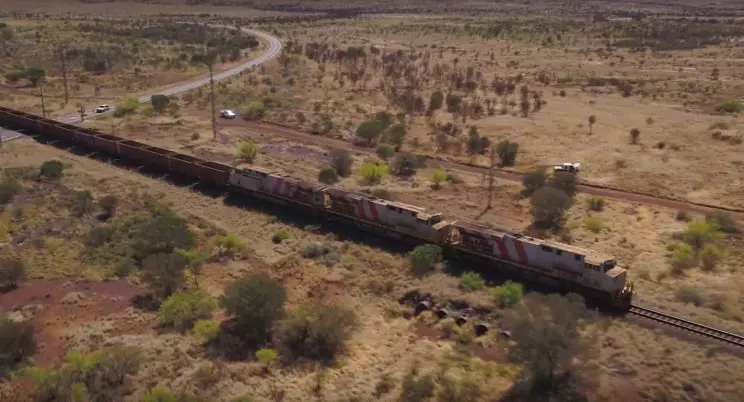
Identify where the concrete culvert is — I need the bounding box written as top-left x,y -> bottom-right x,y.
436,308 -> 450,319
415,300 -> 432,315
455,315 -> 469,326
475,322 -> 490,336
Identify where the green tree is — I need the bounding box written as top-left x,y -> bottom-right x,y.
329,149 -> 353,177
133,207 -> 196,261
386,123 -> 407,149
521,169 -> 547,195
241,101 -> 265,121
430,169 -> 447,189
492,281 -> 524,308
530,187 -> 572,228
408,244 -> 443,276
0,315 -> 36,373
220,273 -> 286,343
277,305 -> 357,364
141,253 -> 188,298
359,162 -> 388,185
683,220 -> 724,253
150,94 -> 170,113
318,166 -> 339,184
192,319 -> 219,342
669,242 -> 696,273
700,244 -> 724,271
356,119 -> 386,145
72,190 -> 94,217
496,140 -> 519,166
158,290 -> 217,331
255,348 -> 278,367
391,153 -> 421,176
23,67 -> 45,86
237,140 -> 260,163
549,171 -> 579,197
429,91 -> 444,110
629,128 -> 640,144
504,294 -> 599,399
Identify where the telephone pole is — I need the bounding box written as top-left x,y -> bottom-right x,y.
486,145 -> 496,210
40,85 -> 47,118
58,47 -> 69,105
208,62 -> 217,141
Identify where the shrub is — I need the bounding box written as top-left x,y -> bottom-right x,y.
241,101 -> 265,121
271,229 -> 289,244
495,140 -> 519,166
318,166 -> 339,184
220,273 -> 286,343
255,348 -> 278,366
376,144 -> 395,160
158,290 -> 217,331
707,211 -> 739,234
329,149 -> 353,177
277,305 -> 357,363
429,91 -> 444,110
150,94 -> 170,113
587,197 -> 605,211
98,195 -> 119,218
391,153 -> 423,176
408,244 -> 443,276
237,140 -> 260,163
192,319 -> 220,341
530,187 -> 571,228
669,243 -> 695,274
492,281 -> 524,308
0,254 -> 25,290
458,272 -> 485,292
682,220 -> 724,251
209,233 -> 247,259
141,386 -> 178,402
39,160 -> 64,180
141,252 -> 188,298
113,98 -> 139,117
700,244 -> 724,272
360,162 -> 388,185
521,169 -> 546,195
300,242 -> 339,267
430,169 -> 447,189
399,369 -> 435,402
437,376 -> 482,402
0,316 -> 36,372
629,128 -> 641,144
675,211 -> 690,221
585,217 -> 602,233
714,100 -> 743,114
675,285 -> 705,306
0,177 -> 21,205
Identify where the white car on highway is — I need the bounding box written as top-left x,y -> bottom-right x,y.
95,104 -> 111,113
220,109 -> 236,119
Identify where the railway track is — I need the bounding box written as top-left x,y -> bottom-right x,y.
629,305 -> 744,348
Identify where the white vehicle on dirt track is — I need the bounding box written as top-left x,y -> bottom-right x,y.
220,109 -> 236,119
554,162 -> 581,173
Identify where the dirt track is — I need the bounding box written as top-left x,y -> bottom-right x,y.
224,119 -> 744,220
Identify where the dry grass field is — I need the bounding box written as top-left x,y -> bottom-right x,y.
1,1 -> 744,401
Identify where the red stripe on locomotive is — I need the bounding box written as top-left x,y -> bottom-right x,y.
367,200 -> 381,222
511,238 -> 530,265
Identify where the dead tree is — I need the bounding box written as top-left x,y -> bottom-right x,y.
487,145 -> 497,210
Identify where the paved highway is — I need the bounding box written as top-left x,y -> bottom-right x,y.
0,26 -> 282,142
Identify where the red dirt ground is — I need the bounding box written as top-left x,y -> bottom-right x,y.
0,279 -> 147,368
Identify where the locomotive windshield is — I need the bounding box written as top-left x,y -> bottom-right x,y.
428,215 -> 442,225
603,260 -> 616,272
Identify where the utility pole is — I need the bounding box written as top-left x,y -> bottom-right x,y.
486,145 -> 496,210
208,62 -> 217,141
58,47 -> 69,105
40,84 -> 47,118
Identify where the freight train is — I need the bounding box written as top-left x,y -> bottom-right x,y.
0,106 -> 634,310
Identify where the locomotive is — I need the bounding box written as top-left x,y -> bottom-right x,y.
0,106 -> 634,310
